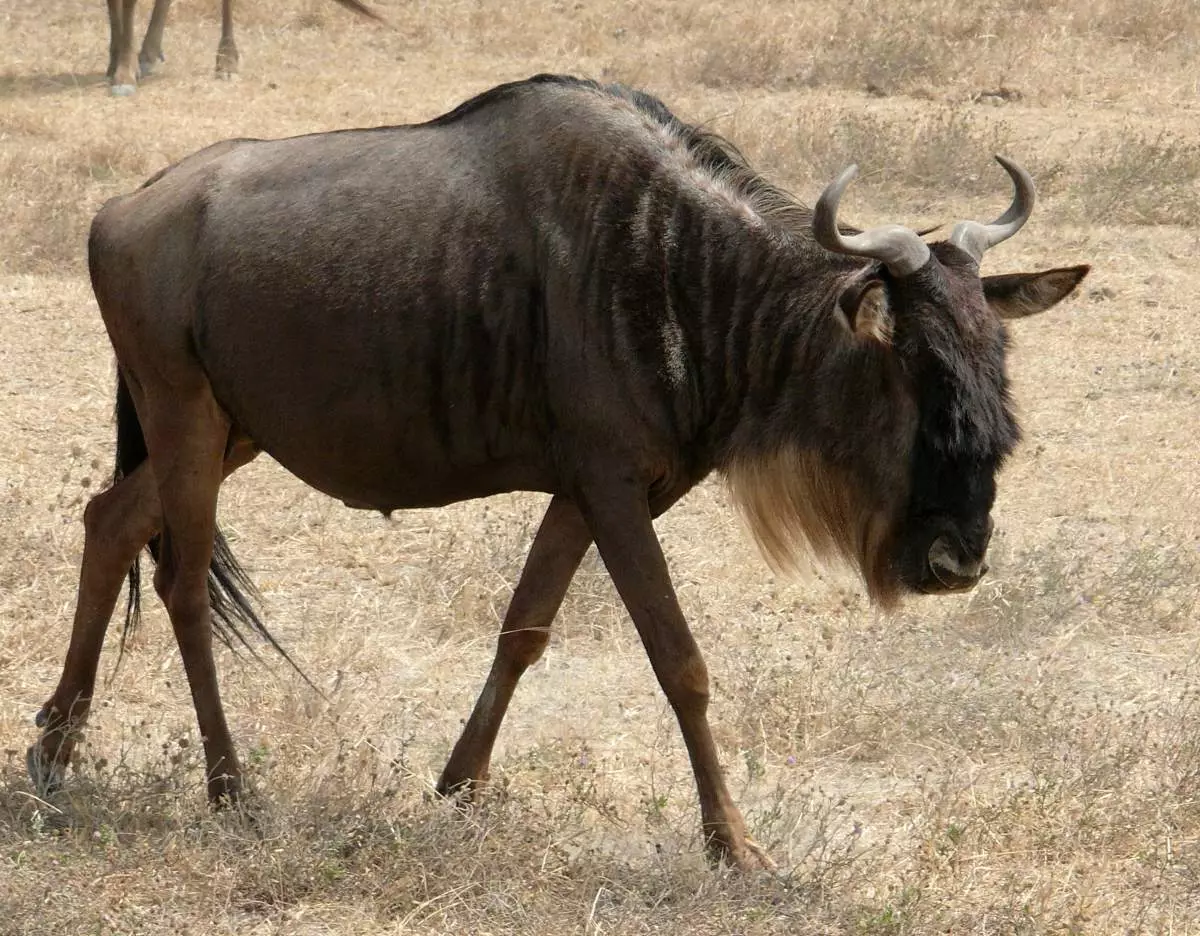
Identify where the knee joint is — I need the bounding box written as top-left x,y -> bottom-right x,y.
82,489 -> 122,545
164,586 -> 210,627
501,626 -> 550,670
661,653 -> 710,709
152,560 -> 173,603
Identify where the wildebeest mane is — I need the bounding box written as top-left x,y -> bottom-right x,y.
591,78 -> 819,239
425,73 -> 825,241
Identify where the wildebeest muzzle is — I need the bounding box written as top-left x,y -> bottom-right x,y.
922,517 -> 995,593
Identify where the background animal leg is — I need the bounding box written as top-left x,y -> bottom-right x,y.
28,464 -> 161,793
578,480 -> 774,870
105,0 -> 123,77
137,0 -> 172,76
437,496 -> 593,798
214,0 -> 239,78
108,0 -> 141,94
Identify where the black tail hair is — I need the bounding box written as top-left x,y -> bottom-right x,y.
113,371 -> 318,691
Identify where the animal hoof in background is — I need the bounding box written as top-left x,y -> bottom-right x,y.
206,775 -> 244,812
34,705 -> 50,729
110,84 -> 137,97
214,792 -> 261,831
138,52 -> 165,78
214,48 -> 239,81
26,745 -> 65,798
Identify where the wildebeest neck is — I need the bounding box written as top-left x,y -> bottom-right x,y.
716,249 -> 915,603
502,81 -> 874,462
531,128 -> 909,596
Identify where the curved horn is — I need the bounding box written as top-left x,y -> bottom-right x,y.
948,155 -> 1035,264
812,164 -> 931,278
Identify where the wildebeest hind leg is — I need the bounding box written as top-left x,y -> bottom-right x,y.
28,463 -> 162,794
143,389 -> 244,805
437,495 -> 593,799
577,479 -> 776,871
28,431 -> 260,797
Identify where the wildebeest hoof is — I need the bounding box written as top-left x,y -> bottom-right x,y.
731,836 -> 778,873
432,775 -> 488,816
110,84 -> 137,97
207,779 -> 244,811
26,745 -> 65,798
213,791 -> 260,828
707,832 -> 778,873
434,773 -> 484,803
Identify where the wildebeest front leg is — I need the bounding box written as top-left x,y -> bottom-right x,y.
437,495 -> 593,798
579,480 -> 775,870
28,463 -> 161,794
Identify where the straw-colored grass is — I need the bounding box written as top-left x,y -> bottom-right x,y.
1,1 -> 1198,933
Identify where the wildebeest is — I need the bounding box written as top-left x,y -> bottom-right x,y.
28,73 -> 1088,869
103,0 -> 382,96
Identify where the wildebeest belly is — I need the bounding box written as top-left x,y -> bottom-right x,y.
193,243 -> 555,510
200,312 -> 556,510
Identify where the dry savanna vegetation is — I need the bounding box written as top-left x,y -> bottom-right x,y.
1,0 -> 1199,933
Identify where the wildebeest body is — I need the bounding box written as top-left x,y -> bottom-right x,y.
36,73 -> 1090,870
102,79 -> 838,512
197,126 -> 556,510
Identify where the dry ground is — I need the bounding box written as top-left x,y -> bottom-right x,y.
2,1 -> 1199,933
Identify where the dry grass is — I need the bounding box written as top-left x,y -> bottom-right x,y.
1070,130 -> 1200,227
2,0 -> 1200,933
686,0 -> 1199,101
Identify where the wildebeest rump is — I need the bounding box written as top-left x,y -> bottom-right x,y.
29,73 -> 1089,869
103,0 -> 382,96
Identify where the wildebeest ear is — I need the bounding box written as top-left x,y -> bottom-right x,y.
982,264 -> 1090,320
838,279 -> 892,343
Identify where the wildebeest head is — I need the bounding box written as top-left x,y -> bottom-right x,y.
727,157 -> 1088,607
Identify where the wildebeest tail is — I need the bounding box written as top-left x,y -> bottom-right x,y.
113,369 -> 147,666
113,373 -> 315,688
